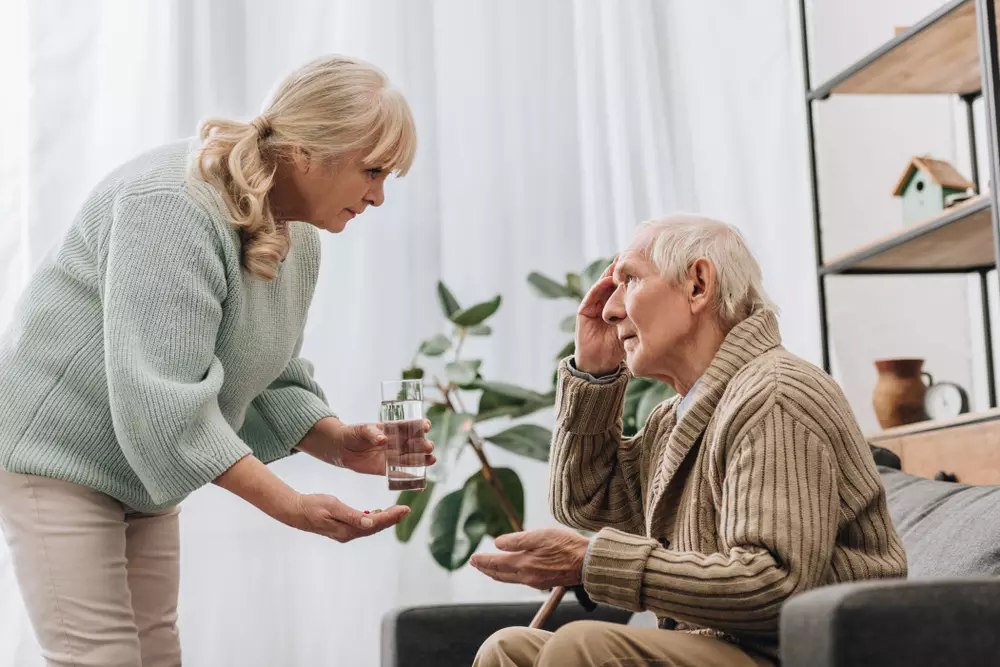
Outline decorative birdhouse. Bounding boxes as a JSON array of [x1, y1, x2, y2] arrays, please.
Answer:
[[892, 156, 974, 225]]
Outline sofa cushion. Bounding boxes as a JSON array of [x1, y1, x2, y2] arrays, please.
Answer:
[[879, 466, 1000, 578]]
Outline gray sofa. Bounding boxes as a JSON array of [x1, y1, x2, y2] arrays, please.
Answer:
[[782, 465, 1000, 667], [384, 463, 1000, 666]]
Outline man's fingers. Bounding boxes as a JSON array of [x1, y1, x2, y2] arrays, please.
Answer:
[[495, 530, 546, 552], [601, 256, 618, 279], [578, 277, 616, 318], [471, 553, 521, 575]]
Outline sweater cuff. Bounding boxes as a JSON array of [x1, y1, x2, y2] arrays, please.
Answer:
[[582, 527, 658, 613], [555, 358, 630, 435], [243, 389, 336, 463], [567, 357, 622, 384]]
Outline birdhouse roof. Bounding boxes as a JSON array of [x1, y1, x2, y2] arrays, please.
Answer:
[[892, 156, 975, 196]]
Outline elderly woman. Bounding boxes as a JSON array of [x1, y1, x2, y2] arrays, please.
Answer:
[[0, 55, 433, 667], [471, 214, 907, 666]]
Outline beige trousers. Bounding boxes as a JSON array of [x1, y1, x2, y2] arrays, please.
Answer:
[[0, 469, 181, 667], [473, 620, 776, 667]]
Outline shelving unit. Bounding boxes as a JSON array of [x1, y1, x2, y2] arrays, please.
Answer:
[[800, 0, 1000, 409]]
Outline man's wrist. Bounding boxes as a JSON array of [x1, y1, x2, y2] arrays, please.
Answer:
[[569, 358, 622, 383]]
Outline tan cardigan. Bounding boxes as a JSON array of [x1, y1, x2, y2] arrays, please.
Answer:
[[550, 311, 907, 659]]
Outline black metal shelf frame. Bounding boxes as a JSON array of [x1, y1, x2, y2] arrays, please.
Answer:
[[799, 0, 1000, 408]]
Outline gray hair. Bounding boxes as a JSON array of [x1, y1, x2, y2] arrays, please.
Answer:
[[636, 213, 778, 326]]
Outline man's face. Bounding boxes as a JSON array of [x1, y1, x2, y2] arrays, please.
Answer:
[[602, 231, 697, 379]]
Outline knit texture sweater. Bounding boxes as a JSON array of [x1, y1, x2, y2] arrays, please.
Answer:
[[0, 141, 335, 512], [551, 311, 907, 660]]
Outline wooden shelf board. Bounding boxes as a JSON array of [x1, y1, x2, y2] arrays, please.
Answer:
[[809, 0, 1000, 98], [868, 406, 1000, 441], [820, 194, 995, 274]]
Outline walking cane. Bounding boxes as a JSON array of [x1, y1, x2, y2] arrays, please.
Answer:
[[529, 586, 567, 629]]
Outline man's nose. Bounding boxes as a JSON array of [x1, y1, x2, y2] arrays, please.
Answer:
[[602, 286, 626, 324]]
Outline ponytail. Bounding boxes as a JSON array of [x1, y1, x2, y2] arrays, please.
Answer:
[[190, 116, 288, 280]]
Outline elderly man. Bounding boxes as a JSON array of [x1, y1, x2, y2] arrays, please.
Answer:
[[470, 214, 907, 666]]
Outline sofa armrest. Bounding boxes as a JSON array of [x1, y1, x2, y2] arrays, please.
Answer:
[[381, 600, 632, 667], [780, 578, 1000, 667]]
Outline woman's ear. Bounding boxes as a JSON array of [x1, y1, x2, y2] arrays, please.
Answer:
[[688, 258, 716, 313], [291, 146, 312, 174]]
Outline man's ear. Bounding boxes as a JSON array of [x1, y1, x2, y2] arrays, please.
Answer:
[[688, 258, 716, 313]]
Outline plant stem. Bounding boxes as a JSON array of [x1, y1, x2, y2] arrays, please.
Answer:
[[436, 380, 524, 533], [454, 328, 468, 362]]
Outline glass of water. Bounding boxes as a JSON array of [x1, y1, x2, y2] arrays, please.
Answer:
[[380, 379, 426, 491]]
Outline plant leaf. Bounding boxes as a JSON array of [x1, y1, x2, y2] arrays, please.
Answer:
[[560, 314, 577, 333], [425, 405, 474, 484], [474, 381, 553, 422], [395, 481, 436, 542], [527, 272, 574, 299], [565, 273, 584, 299], [450, 295, 502, 327], [437, 281, 461, 318], [582, 258, 613, 290], [472, 467, 525, 537], [635, 381, 676, 431], [468, 324, 492, 336], [419, 334, 451, 357], [555, 339, 575, 360], [475, 392, 523, 422], [472, 381, 550, 405], [401, 367, 425, 380], [485, 424, 552, 462], [446, 360, 482, 387], [428, 484, 488, 570]]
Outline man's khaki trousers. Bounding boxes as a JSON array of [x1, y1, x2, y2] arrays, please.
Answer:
[[0, 469, 181, 667], [473, 620, 776, 667]]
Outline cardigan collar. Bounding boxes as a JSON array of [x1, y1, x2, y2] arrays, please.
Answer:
[[645, 310, 782, 530]]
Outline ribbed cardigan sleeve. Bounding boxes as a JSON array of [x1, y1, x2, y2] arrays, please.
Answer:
[[548, 358, 653, 535], [582, 398, 839, 637]]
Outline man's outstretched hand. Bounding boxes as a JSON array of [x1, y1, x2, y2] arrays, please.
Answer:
[[470, 528, 591, 590]]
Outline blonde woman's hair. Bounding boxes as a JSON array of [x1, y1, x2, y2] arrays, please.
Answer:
[[188, 55, 417, 280], [637, 213, 778, 327]]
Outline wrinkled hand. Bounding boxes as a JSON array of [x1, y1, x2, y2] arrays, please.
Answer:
[[575, 258, 625, 375], [469, 528, 590, 590], [285, 493, 409, 543], [298, 418, 436, 476]]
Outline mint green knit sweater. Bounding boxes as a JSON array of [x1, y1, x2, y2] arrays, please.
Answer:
[[0, 141, 335, 512]]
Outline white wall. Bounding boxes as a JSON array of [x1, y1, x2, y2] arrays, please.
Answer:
[[806, 0, 990, 433]]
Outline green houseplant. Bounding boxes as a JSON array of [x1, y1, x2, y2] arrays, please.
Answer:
[[393, 259, 675, 571]]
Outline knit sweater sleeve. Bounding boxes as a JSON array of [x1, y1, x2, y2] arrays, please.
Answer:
[[581, 398, 839, 636], [102, 190, 252, 506], [548, 358, 649, 535], [238, 332, 336, 464]]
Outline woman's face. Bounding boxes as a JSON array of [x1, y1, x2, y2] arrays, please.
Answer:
[[274, 150, 389, 233]]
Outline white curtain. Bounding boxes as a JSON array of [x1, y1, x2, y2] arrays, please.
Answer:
[[0, 1, 816, 665]]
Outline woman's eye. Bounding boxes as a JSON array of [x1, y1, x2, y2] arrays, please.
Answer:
[[625, 275, 635, 285], [367, 168, 383, 179]]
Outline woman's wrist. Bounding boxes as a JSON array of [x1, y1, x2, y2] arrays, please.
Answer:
[[213, 454, 303, 526], [295, 417, 344, 465]]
